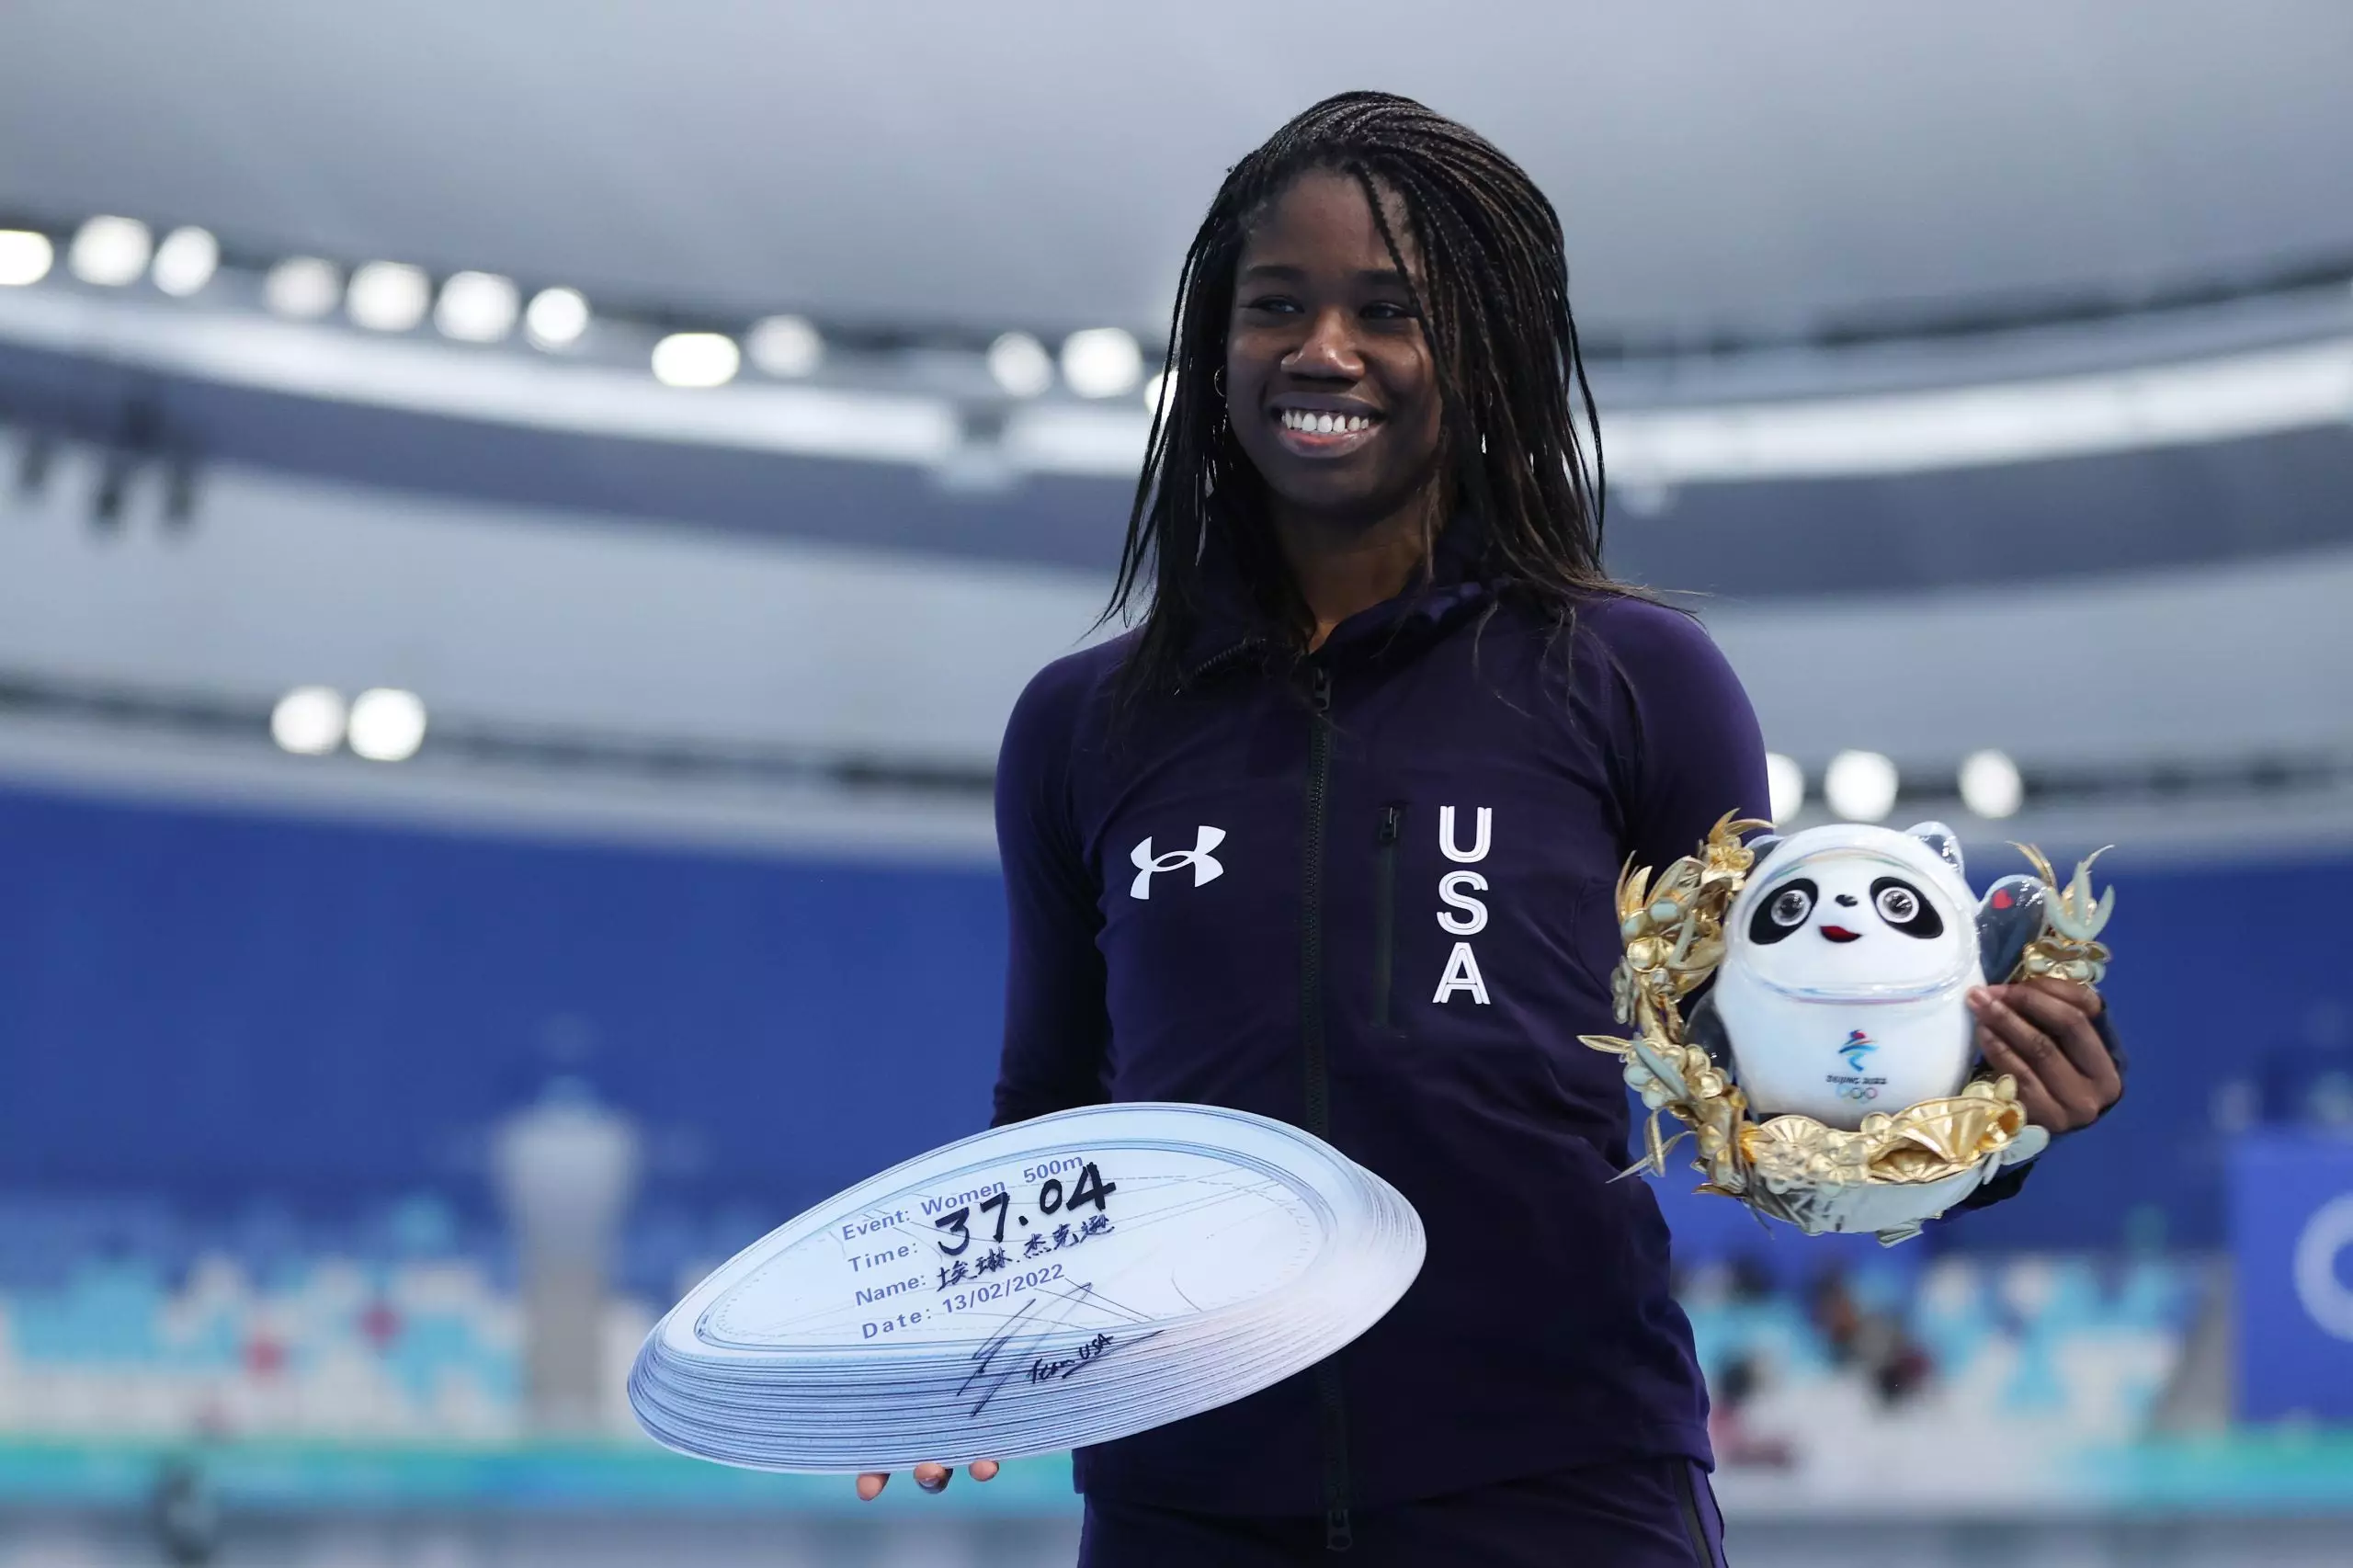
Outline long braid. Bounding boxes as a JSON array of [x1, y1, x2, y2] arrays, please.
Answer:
[[1109, 91, 1614, 699]]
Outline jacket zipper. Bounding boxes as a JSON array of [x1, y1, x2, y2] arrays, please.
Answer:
[[1371, 805, 1401, 1031], [1183, 636, 1266, 685], [1299, 664, 1352, 1553]]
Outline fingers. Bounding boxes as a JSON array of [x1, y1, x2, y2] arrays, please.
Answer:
[[1999, 983, 2121, 1106], [2015, 975, 2104, 1019], [1969, 985, 2103, 1131], [1978, 1029, 2066, 1131], [1969, 986, 2069, 1079], [855, 1460, 997, 1502]]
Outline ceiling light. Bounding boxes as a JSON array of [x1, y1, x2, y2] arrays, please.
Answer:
[[987, 332, 1053, 398], [0, 231, 55, 288], [1764, 752, 1805, 824], [748, 314, 823, 377], [270, 686, 346, 756], [524, 286, 590, 349], [264, 256, 342, 319], [67, 216, 153, 286], [1959, 748, 2024, 819], [1823, 749, 1899, 823], [347, 262, 431, 332], [347, 687, 427, 762], [1615, 478, 1677, 517], [434, 270, 519, 343], [150, 227, 219, 296], [1061, 327, 1142, 399], [652, 332, 741, 389]]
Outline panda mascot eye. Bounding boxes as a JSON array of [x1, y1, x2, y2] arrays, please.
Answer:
[[1749, 879, 1817, 944], [1870, 877, 1944, 938]]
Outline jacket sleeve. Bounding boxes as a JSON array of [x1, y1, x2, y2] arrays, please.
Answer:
[[989, 655, 1113, 1128], [1601, 598, 1774, 877]]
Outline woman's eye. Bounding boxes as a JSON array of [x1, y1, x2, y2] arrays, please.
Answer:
[[1243, 295, 1300, 314], [1361, 301, 1414, 320]]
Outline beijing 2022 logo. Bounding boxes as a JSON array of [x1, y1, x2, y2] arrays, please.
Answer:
[[1835, 1029, 1881, 1102]]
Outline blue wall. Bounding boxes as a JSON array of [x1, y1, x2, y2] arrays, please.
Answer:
[[0, 784, 1006, 1213], [0, 782, 2339, 1250], [1941, 838, 2343, 1251]]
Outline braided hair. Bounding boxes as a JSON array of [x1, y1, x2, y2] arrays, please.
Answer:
[[1108, 90, 1614, 696]]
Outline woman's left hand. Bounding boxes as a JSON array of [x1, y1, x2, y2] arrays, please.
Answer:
[[1966, 977, 2121, 1133]]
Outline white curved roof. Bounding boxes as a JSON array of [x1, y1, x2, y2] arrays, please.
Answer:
[[3, 0, 2348, 336]]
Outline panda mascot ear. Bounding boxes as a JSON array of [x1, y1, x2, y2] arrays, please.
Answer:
[[1745, 834, 1784, 870], [1905, 821, 1965, 878]]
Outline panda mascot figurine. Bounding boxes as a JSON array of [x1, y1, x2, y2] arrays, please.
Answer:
[[1687, 821, 2054, 1132]]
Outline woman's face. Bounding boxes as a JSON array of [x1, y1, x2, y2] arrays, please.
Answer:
[[1224, 168, 1444, 527]]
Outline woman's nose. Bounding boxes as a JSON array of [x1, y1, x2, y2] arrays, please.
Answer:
[[1284, 308, 1362, 379]]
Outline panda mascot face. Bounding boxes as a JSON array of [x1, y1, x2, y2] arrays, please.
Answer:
[[1708, 822, 1984, 1130]]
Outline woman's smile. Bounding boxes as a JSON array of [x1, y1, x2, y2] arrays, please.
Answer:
[[1272, 399, 1385, 457]]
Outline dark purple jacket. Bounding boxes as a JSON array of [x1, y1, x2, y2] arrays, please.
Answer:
[[990, 536, 1768, 1517]]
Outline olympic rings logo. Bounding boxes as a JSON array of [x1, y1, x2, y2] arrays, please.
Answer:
[[1837, 1085, 1881, 1102], [2294, 1193, 2353, 1342]]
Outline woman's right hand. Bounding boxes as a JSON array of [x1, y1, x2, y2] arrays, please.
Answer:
[[855, 1459, 1000, 1500]]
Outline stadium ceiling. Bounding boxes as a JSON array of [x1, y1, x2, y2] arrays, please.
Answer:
[[2, 1, 2351, 598], [2, 1, 2349, 344]]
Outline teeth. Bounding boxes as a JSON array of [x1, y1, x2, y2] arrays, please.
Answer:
[[1280, 410, 1376, 435]]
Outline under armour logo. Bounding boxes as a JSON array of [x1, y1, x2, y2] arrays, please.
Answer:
[[1130, 826, 1227, 900]]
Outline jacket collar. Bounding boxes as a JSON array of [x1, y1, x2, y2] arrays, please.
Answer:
[[1180, 510, 1495, 681]]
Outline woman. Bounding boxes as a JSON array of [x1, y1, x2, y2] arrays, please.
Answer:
[[861, 91, 2122, 1564]]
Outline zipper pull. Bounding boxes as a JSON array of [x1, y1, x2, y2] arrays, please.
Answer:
[[1325, 1506, 1353, 1552], [1378, 805, 1401, 845], [1308, 665, 1332, 714]]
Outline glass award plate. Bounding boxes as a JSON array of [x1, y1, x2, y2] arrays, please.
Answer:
[[630, 1103, 1425, 1471]]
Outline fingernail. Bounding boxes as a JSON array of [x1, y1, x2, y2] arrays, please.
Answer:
[[1967, 987, 1991, 1009], [917, 1475, 947, 1494]]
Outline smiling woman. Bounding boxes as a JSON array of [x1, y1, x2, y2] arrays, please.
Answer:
[[1109, 91, 1612, 686], [866, 90, 2115, 1567]]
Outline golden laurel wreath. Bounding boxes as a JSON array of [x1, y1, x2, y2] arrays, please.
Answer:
[[1579, 814, 2114, 1244]]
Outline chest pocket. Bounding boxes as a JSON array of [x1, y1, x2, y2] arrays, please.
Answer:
[[1367, 796, 1620, 1031]]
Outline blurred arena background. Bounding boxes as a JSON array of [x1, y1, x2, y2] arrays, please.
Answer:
[[2, 3, 2351, 1563]]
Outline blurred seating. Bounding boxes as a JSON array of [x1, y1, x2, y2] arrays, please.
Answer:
[[0, 1191, 2202, 1459], [1682, 1247, 2200, 1473], [0, 1195, 524, 1440]]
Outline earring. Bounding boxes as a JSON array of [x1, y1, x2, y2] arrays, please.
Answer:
[[1212, 367, 1227, 401]]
